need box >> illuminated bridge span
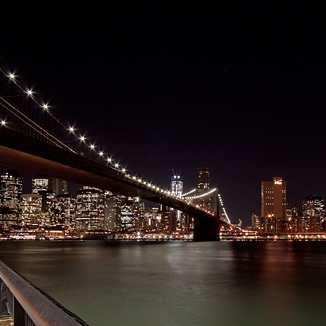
[0,60,236,240]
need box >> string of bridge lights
[0,66,232,222]
[0,67,182,199]
[0,69,128,168]
[184,187,218,200]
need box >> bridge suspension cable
[0,95,77,153]
[183,188,231,224]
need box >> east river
[1,239,326,325]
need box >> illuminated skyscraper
[260,177,287,233]
[197,167,210,190]
[32,175,49,194]
[32,175,68,195]
[104,192,121,232]
[21,194,43,226]
[50,178,68,195]
[301,195,325,232]
[171,174,183,197]
[196,167,217,214]
[261,177,287,219]
[170,173,183,230]
[75,186,104,231]
[0,170,23,229]
[50,194,76,227]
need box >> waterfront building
[0,170,23,230]
[287,204,303,233]
[160,209,175,233]
[144,207,160,232]
[250,213,260,231]
[260,177,287,234]
[50,194,76,228]
[32,175,59,226]
[132,197,145,230]
[21,193,42,227]
[120,196,135,231]
[38,190,56,226]
[75,186,105,231]
[301,195,325,232]
[104,191,121,232]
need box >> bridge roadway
[0,128,220,241]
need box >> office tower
[251,213,260,231]
[21,194,43,226]
[144,207,160,232]
[75,186,105,231]
[50,178,68,195]
[197,167,210,189]
[104,191,121,232]
[32,175,68,195]
[171,174,183,230]
[32,175,49,194]
[260,177,287,233]
[120,196,145,231]
[50,194,76,227]
[31,175,54,222]
[0,170,23,229]
[132,197,145,231]
[197,167,218,215]
[171,174,183,197]
[301,195,325,232]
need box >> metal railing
[0,261,88,325]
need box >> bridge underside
[0,145,142,196]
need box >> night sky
[1,2,326,226]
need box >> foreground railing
[0,261,88,325]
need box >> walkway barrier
[0,261,88,325]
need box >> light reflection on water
[1,240,326,325]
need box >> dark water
[1,240,326,326]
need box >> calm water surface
[1,240,326,326]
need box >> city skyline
[1,167,325,237]
[1,165,324,229]
[1,3,326,226]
